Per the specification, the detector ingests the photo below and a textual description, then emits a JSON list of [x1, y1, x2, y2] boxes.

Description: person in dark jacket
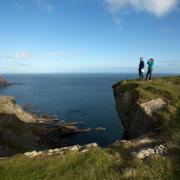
[[138, 57, 144, 80], [146, 58, 154, 80]]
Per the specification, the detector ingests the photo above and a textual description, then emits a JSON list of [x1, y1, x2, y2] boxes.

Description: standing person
[[138, 57, 145, 80], [146, 59, 154, 80]]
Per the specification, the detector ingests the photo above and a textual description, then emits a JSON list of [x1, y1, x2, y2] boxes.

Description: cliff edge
[[113, 76, 180, 140]]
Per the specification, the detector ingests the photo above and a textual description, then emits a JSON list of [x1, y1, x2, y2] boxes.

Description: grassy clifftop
[[0, 76, 180, 179], [113, 76, 180, 104], [113, 76, 180, 138]]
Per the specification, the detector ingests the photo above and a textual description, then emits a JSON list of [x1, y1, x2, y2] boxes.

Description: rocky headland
[[0, 95, 93, 157], [0, 76, 9, 87], [0, 76, 180, 179]]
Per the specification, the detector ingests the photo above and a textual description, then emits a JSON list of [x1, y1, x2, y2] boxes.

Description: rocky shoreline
[[0, 95, 93, 156], [0, 87, 106, 157]]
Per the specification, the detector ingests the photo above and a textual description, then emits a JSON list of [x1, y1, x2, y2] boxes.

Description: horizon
[[1, 72, 179, 75], [0, 0, 180, 73]]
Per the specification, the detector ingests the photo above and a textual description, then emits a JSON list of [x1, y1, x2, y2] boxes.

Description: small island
[[0, 76, 8, 87]]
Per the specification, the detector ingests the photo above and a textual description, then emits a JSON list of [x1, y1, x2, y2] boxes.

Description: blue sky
[[0, 0, 180, 73]]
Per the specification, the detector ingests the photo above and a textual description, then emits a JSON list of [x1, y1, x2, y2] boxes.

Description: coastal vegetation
[[0, 76, 180, 179]]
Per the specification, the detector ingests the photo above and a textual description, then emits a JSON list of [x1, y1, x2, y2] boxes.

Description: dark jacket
[[139, 60, 144, 70]]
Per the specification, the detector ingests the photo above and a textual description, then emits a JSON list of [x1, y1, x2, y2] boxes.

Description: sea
[[0, 73, 174, 147]]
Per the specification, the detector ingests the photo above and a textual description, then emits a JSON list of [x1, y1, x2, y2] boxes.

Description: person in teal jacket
[[146, 59, 154, 80]]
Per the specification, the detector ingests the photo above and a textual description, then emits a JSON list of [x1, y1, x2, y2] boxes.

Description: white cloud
[[49, 51, 64, 56], [49, 51, 81, 58], [1, 51, 32, 60], [105, 0, 178, 17]]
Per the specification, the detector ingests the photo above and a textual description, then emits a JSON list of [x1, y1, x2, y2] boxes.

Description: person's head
[[140, 57, 143, 61], [150, 58, 154, 61]]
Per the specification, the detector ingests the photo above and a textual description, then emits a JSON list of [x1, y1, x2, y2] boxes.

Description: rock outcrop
[[0, 76, 8, 87], [0, 96, 37, 123], [113, 82, 166, 138], [24, 143, 98, 158], [113, 80, 177, 159], [0, 96, 93, 157], [111, 137, 167, 159]]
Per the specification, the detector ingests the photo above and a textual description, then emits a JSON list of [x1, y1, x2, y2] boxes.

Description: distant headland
[[0, 76, 9, 87]]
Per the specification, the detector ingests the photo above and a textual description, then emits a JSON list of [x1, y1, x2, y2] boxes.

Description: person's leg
[[142, 72, 144, 79], [146, 70, 149, 80], [149, 69, 152, 80], [139, 70, 141, 79]]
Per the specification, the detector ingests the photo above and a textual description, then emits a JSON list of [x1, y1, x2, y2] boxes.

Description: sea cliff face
[[112, 77, 180, 162], [113, 83, 166, 138], [112, 77, 180, 139]]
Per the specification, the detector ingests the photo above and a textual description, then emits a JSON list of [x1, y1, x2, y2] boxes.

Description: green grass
[[114, 76, 180, 104], [0, 148, 121, 180], [0, 147, 179, 180]]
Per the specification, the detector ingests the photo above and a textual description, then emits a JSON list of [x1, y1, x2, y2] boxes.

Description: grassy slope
[[0, 76, 180, 180], [0, 116, 40, 154]]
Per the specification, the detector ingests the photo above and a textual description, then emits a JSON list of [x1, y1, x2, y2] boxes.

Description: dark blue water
[[0, 73, 169, 147]]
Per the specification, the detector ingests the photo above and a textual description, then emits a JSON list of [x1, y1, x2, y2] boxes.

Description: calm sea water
[[0, 73, 171, 147]]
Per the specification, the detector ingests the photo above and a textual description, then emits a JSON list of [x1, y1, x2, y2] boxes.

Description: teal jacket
[[147, 60, 154, 70]]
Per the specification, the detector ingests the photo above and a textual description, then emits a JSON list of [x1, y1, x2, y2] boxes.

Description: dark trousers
[[139, 69, 144, 79], [146, 68, 152, 80]]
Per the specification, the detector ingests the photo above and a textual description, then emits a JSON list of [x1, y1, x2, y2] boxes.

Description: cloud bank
[[105, 0, 178, 17], [1, 51, 32, 60]]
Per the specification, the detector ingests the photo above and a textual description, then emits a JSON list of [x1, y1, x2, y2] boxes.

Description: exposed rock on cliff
[[24, 143, 98, 158], [0, 96, 37, 123], [112, 76, 180, 160], [112, 77, 179, 138], [0, 96, 92, 157], [112, 89, 166, 138]]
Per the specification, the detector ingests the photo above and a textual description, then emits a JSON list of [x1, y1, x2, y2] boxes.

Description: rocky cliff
[[113, 77, 180, 139], [0, 96, 94, 157], [112, 76, 180, 160], [113, 82, 166, 138]]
